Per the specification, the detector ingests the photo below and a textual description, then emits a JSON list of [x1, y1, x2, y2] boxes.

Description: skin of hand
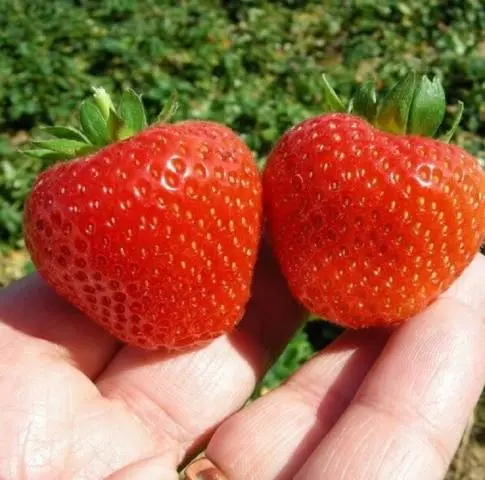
[[0, 245, 484, 480]]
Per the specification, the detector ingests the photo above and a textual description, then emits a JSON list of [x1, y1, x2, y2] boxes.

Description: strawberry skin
[[263, 113, 485, 328], [24, 121, 262, 349]]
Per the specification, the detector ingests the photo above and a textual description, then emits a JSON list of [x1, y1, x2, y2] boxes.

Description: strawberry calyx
[[24, 88, 178, 161], [322, 71, 464, 142]]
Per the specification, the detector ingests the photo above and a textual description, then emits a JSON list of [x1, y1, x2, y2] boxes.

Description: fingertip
[[105, 455, 177, 480]]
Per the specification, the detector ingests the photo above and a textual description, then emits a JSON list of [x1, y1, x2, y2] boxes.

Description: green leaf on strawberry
[[23, 87, 178, 161], [441, 101, 465, 143], [376, 71, 418, 135], [39, 126, 91, 143], [349, 81, 377, 122], [118, 89, 148, 138], [407, 75, 446, 137], [321, 74, 346, 114], [322, 71, 463, 141], [80, 97, 111, 147]]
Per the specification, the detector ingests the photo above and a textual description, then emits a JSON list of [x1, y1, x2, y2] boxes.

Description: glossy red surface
[[264, 114, 485, 327], [25, 121, 262, 349]]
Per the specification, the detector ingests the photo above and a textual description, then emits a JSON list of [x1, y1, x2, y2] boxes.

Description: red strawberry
[[24, 89, 262, 350], [263, 73, 485, 328]]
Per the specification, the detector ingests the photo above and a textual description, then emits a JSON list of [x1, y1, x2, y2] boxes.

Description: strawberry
[[23, 88, 262, 349], [263, 73, 485, 328]]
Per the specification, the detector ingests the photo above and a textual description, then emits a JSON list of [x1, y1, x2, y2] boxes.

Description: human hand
[[0, 248, 484, 480]]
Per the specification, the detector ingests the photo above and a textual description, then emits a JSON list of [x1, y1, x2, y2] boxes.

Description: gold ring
[[184, 457, 227, 480]]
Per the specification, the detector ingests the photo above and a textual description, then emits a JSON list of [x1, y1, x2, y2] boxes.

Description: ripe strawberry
[[263, 73, 485, 328], [24, 89, 262, 349]]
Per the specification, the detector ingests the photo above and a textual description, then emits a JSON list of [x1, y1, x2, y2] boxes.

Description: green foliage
[[254, 320, 343, 394], [0, 135, 40, 251], [1, 0, 484, 250], [254, 328, 315, 396]]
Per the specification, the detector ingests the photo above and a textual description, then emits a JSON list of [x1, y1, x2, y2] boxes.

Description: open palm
[[0, 247, 484, 480]]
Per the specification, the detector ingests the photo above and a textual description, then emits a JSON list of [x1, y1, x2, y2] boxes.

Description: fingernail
[[184, 458, 227, 480]]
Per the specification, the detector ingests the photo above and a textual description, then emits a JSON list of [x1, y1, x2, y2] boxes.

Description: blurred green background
[[1, 1, 485, 477]]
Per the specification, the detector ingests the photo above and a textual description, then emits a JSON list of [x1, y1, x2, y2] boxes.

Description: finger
[[105, 455, 177, 480], [96, 243, 306, 464], [184, 457, 227, 479], [441, 253, 485, 311], [204, 328, 389, 480], [296, 254, 485, 480], [0, 273, 120, 378]]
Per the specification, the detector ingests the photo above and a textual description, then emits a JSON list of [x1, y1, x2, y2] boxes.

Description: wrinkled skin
[[0, 247, 484, 480]]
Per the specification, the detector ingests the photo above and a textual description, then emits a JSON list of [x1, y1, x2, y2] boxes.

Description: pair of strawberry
[[24, 74, 485, 350]]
